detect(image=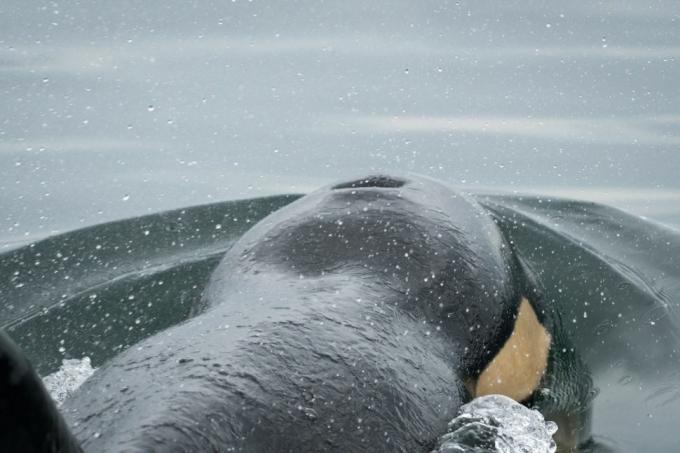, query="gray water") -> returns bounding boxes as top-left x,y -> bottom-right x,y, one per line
1,0 -> 680,252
